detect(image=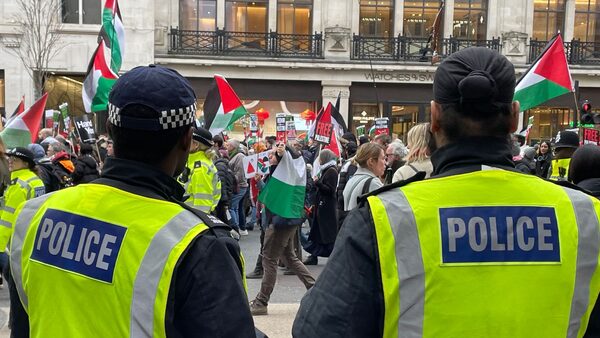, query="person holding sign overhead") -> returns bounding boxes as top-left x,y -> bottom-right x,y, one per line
294,47 -> 600,337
